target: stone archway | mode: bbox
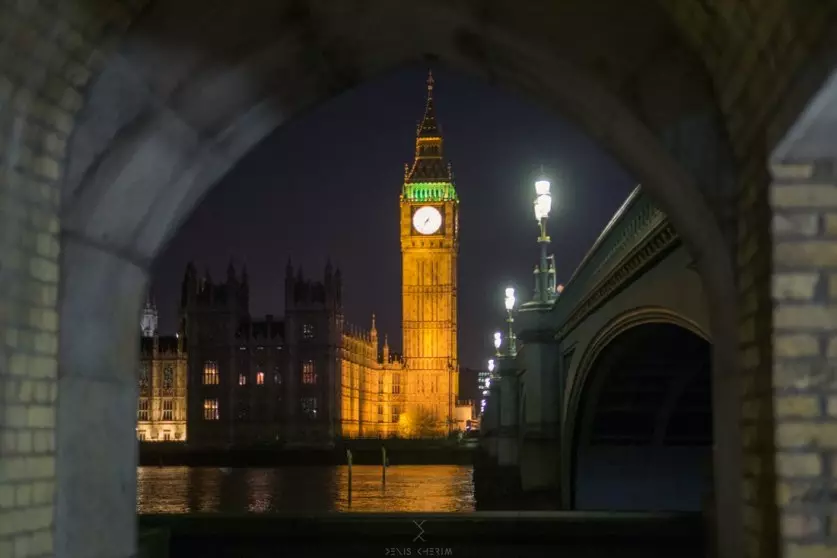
[1,2,836,558]
[565,317,712,511]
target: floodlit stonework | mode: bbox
[0,1,835,557]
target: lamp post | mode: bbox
[533,176,556,302]
[493,331,502,357]
[504,287,517,356]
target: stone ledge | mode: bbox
[139,512,705,554]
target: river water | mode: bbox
[137,465,476,514]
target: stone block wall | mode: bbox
[770,161,837,558]
[0,1,145,556]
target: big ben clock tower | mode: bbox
[400,71,459,433]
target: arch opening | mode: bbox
[0,0,781,555]
[571,322,712,511]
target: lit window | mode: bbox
[301,397,318,419]
[203,361,219,385]
[163,432,172,441]
[302,324,314,339]
[392,405,401,423]
[392,374,401,395]
[302,360,317,385]
[203,399,219,420]
[162,399,174,421]
[256,370,265,385]
[239,373,247,386]
[378,376,384,393]
[137,399,150,421]
[137,431,146,441]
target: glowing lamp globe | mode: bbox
[504,287,516,311]
[487,358,495,373]
[485,377,491,388]
[493,331,502,350]
[534,193,552,221]
[535,179,551,196]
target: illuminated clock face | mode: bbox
[412,206,443,235]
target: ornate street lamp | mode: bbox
[493,331,502,357]
[504,286,517,356]
[533,175,558,302]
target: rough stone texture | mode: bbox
[770,161,837,558]
[0,0,835,557]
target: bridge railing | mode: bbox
[549,186,665,328]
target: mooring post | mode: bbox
[382,446,387,485]
[347,449,353,506]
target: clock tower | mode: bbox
[400,71,459,433]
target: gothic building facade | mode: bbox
[173,260,406,447]
[137,299,188,442]
[137,72,466,446]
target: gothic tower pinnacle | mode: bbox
[141,292,158,338]
[403,70,456,200]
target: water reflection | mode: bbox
[137,465,475,514]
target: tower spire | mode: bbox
[403,70,454,193]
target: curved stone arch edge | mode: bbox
[559,305,710,509]
[51,12,736,556]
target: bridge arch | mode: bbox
[563,307,712,510]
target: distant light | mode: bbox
[556,284,565,294]
[485,377,491,388]
[493,332,502,350]
[482,390,489,396]
[487,358,495,373]
[504,287,516,311]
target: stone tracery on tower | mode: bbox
[399,71,460,435]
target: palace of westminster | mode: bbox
[137,73,468,446]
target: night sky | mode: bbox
[150,66,635,370]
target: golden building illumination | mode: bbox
[139,74,466,447]
[138,297,188,441]
[339,315,404,438]
[399,70,459,434]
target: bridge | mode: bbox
[480,187,714,513]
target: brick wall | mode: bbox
[0,1,144,556]
[666,2,837,557]
[737,155,779,558]
[771,161,837,558]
